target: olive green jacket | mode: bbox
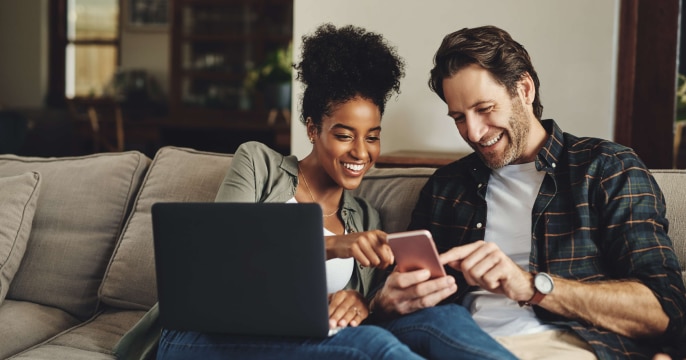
[114,141,382,359]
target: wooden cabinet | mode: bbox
[168,0,292,154]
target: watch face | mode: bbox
[535,273,554,294]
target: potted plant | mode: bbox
[676,74,686,121]
[244,42,293,111]
[674,73,686,167]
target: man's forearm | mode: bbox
[539,277,669,339]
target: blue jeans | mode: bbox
[157,325,423,360]
[157,304,515,360]
[377,304,517,360]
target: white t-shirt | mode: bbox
[287,197,354,294]
[462,162,559,337]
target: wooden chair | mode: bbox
[67,99,125,153]
[675,121,686,168]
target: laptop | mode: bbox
[151,202,335,338]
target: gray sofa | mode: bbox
[0,146,684,359]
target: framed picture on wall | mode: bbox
[125,0,169,31]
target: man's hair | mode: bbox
[428,25,543,119]
[295,23,405,129]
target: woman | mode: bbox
[118,23,516,360]
[155,23,418,359]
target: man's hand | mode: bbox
[440,241,669,339]
[371,269,457,317]
[325,230,394,269]
[440,240,534,302]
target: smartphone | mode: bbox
[387,229,446,279]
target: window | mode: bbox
[50,0,120,100]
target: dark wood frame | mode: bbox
[47,0,122,105]
[615,0,680,169]
[124,0,169,32]
[46,0,67,107]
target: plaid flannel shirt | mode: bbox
[408,119,686,359]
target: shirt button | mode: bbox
[477,183,484,189]
[551,163,556,168]
[476,222,483,229]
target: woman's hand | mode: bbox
[328,290,369,328]
[325,230,394,269]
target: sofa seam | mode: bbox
[6,309,108,359]
[0,172,40,273]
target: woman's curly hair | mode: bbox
[294,23,405,130]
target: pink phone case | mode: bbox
[387,229,446,279]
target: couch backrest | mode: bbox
[99,146,234,310]
[0,152,150,319]
[650,170,686,285]
[355,167,686,285]
[352,167,435,233]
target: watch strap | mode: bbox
[518,273,547,307]
[519,290,546,306]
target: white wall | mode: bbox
[291,0,619,159]
[0,0,48,108]
[120,30,170,96]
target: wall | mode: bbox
[291,0,620,159]
[0,0,48,108]
[0,1,619,158]
[0,1,168,108]
[120,30,169,96]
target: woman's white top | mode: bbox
[287,197,354,294]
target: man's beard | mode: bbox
[474,100,530,169]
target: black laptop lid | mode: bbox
[152,202,330,338]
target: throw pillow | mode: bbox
[0,171,41,304]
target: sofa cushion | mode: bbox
[352,167,434,233]
[0,172,40,305]
[100,147,234,310]
[0,152,150,320]
[650,169,686,285]
[7,308,147,360]
[0,299,80,359]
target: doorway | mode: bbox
[615,0,682,169]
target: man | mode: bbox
[370,25,686,359]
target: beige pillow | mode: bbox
[99,146,233,310]
[0,171,41,304]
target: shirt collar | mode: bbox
[535,119,563,173]
[281,153,300,178]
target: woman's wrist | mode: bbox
[324,235,336,260]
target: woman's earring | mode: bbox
[309,137,314,144]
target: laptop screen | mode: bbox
[152,202,332,338]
